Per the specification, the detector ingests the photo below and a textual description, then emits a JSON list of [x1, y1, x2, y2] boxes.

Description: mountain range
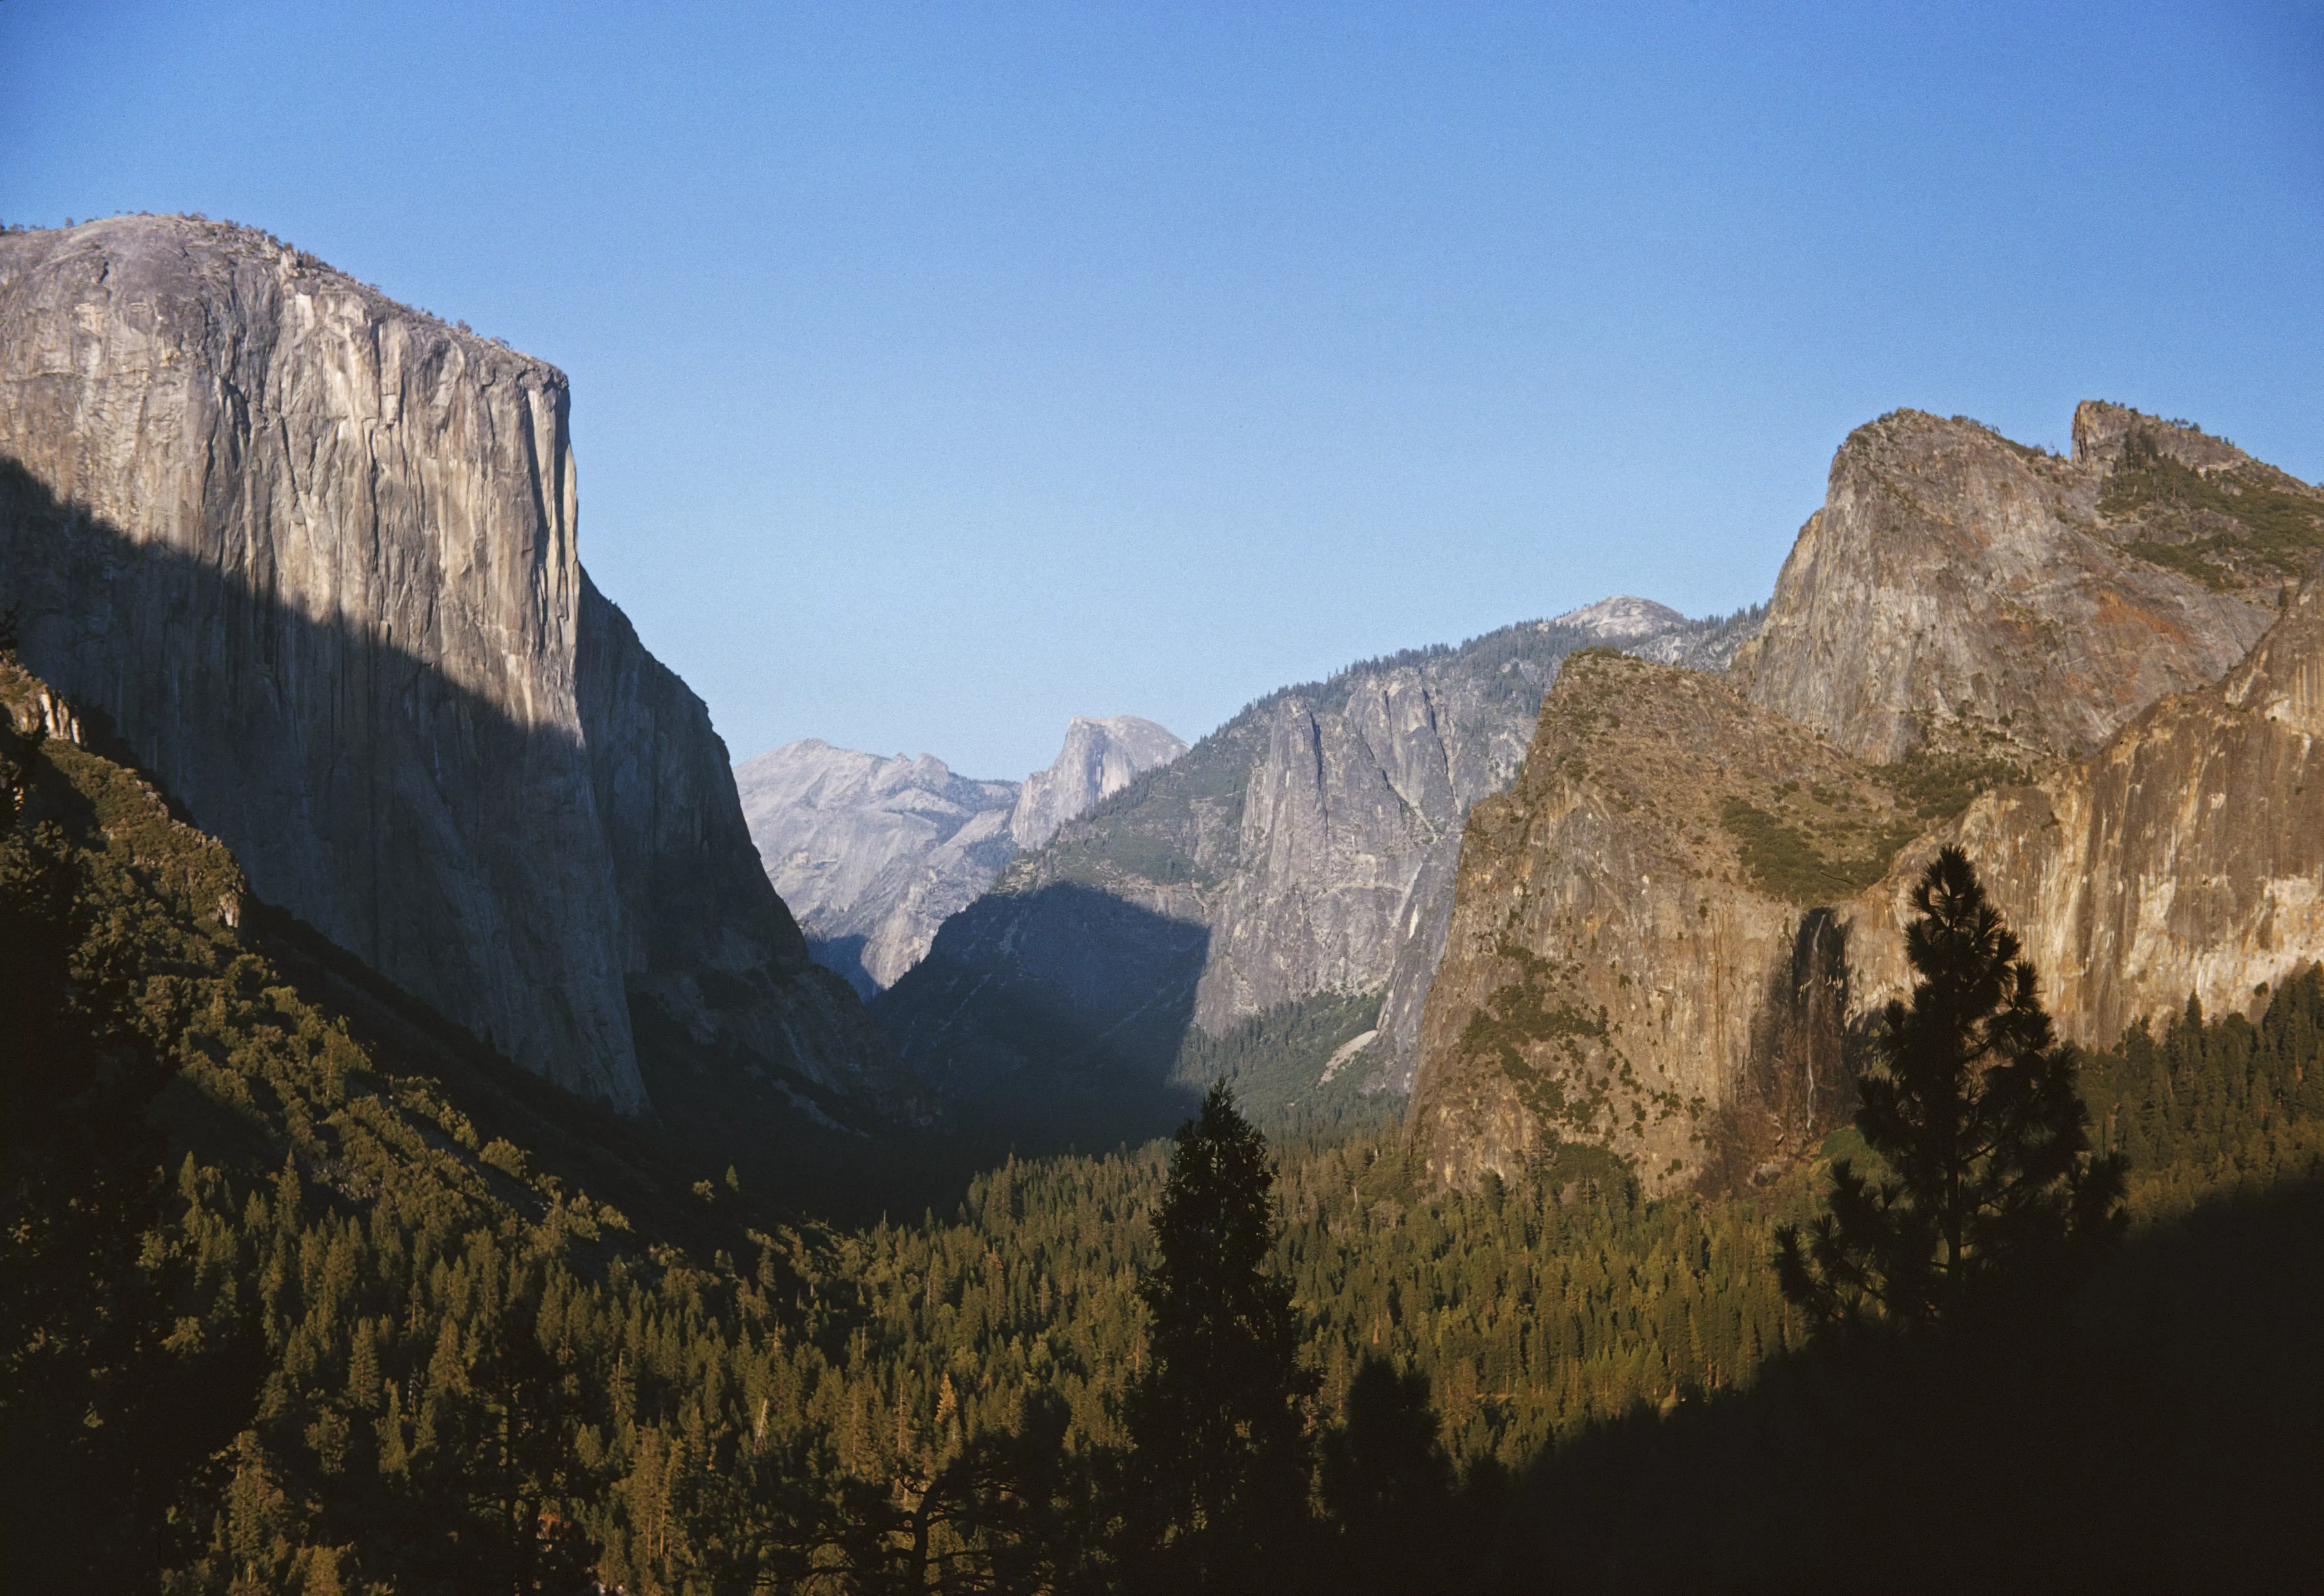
[[867, 597, 1763, 1141], [9, 212, 2321, 1222], [734, 715, 1185, 997]]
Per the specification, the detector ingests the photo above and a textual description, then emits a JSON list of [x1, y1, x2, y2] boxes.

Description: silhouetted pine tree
[[1777, 847, 2126, 1329], [1124, 1082, 1316, 1589]]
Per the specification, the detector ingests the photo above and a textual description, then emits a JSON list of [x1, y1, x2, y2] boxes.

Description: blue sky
[[5, 2, 2319, 778]]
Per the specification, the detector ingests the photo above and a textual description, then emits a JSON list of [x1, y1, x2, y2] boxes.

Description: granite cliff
[[0, 215, 892, 1123], [1731, 405, 2308, 764], [734, 716, 1183, 998], [1405, 650, 1915, 1195], [1411, 404, 2324, 1197], [1844, 580, 2324, 1051], [875, 602, 1756, 1127], [1010, 714, 1187, 850], [737, 741, 1020, 997]]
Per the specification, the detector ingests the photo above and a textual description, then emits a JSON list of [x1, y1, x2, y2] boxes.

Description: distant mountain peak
[[1009, 715, 1188, 850], [1548, 595, 1691, 640]]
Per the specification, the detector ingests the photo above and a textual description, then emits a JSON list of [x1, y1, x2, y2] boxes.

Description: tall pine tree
[[1124, 1082, 1315, 1589], [1777, 847, 2126, 1329]]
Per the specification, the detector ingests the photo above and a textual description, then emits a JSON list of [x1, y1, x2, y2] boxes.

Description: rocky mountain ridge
[[1410, 404, 2324, 1197], [1731, 405, 2303, 765], [1010, 715, 1187, 849], [0, 214, 894, 1126], [735, 715, 1184, 998], [873, 601, 1759, 1127]]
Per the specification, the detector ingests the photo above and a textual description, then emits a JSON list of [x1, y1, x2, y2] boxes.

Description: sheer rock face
[[1730, 406, 2296, 765], [736, 740, 1020, 995], [1844, 582, 2324, 1051], [0, 216, 890, 1115], [878, 608, 1753, 1101], [1009, 715, 1186, 850], [1406, 652, 1907, 1196]]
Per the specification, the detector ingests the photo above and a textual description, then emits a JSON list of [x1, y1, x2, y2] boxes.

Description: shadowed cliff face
[[873, 880, 1212, 1148], [0, 216, 893, 1118], [1406, 652, 1910, 1195], [1732, 405, 2306, 765]]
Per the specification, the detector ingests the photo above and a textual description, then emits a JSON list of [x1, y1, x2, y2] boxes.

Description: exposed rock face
[[1406, 651, 1910, 1195], [1846, 581, 2324, 1051], [735, 740, 1019, 996], [877, 605, 1751, 1108], [0, 216, 891, 1117], [1730, 406, 2304, 764], [1009, 715, 1187, 850], [1410, 408, 2324, 1198]]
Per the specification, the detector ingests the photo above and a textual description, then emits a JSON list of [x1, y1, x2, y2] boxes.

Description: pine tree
[[1777, 848, 2126, 1329], [1124, 1082, 1315, 1588]]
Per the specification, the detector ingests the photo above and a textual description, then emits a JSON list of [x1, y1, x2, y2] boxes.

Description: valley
[[5, 212, 2323, 1593]]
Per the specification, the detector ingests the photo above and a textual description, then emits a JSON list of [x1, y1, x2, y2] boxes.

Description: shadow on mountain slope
[[1486, 1168, 2324, 1594], [0, 454, 895, 1186], [872, 881, 1214, 1158]]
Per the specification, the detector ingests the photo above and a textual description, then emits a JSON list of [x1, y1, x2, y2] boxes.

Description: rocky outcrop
[[736, 740, 1019, 995], [1406, 651, 1912, 1195], [1009, 715, 1186, 849], [877, 604, 1752, 1107], [0, 215, 892, 1117], [1410, 409, 2324, 1198], [1845, 581, 2324, 1050], [1730, 406, 2304, 765]]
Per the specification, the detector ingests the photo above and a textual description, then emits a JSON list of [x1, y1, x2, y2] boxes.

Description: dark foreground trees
[[1778, 846, 2126, 1329], [1123, 1081, 1316, 1589]]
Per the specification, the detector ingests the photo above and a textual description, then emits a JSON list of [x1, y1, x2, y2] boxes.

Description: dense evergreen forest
[[7, 657, 2324, 1592]]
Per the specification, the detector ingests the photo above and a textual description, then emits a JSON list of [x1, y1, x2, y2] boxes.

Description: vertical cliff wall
[[0, 216, 889, 1116], [1843, 582, 2324, 1050]]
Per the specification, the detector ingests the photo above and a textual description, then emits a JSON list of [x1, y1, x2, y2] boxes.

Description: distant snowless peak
[[1549, 595, 1690, 641]]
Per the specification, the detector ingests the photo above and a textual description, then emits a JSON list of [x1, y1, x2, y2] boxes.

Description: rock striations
[[0, 215, 892, 1121], [875, 603, 1754, 1117], [1847, 579, 2324, 1051], [1411, 404, 2324, 1197]]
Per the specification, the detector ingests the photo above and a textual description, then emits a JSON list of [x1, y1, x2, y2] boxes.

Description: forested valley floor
[[7, 664, 2324, 1593]]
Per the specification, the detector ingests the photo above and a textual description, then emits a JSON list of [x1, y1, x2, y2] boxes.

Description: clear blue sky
[[5, 3, 2319, 779]]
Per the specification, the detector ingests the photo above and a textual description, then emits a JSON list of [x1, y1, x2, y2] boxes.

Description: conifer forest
[[7, 672, 2324, 1593]]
